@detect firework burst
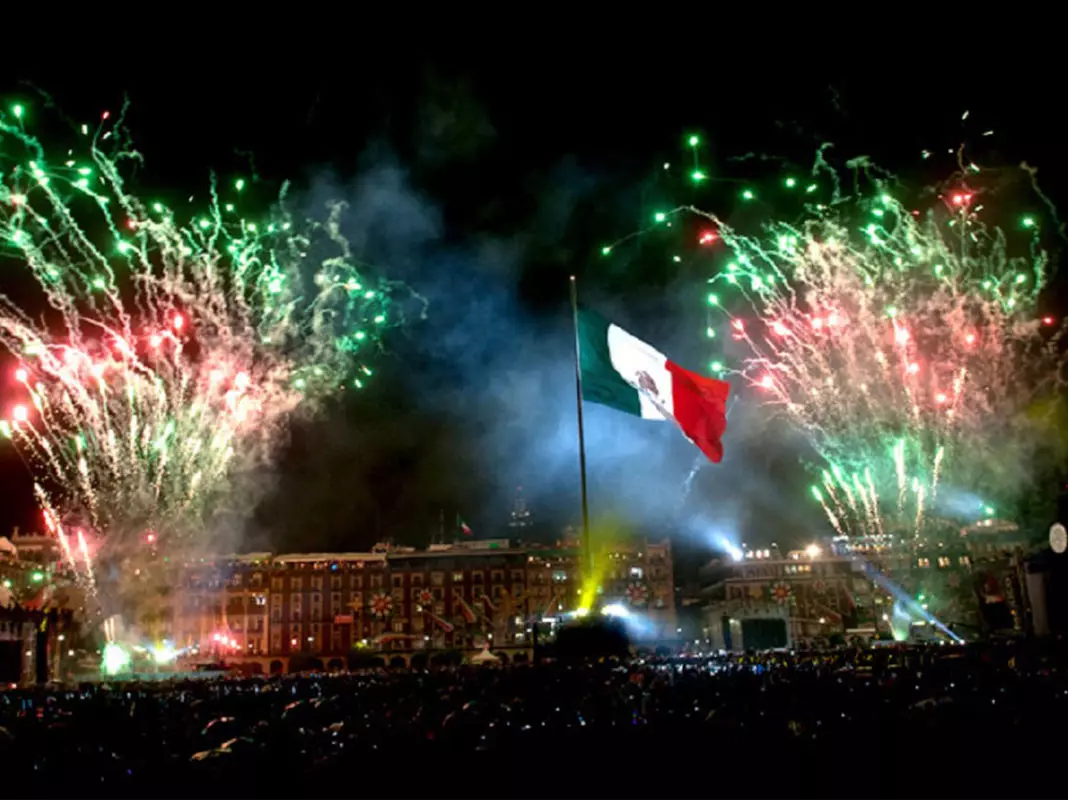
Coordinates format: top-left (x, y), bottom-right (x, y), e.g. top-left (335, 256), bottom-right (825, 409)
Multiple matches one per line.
top-left (0, 100), bottom-right (420, 604)
top-left (603, 134), bottom-right (1066, 540)
top-left (702, 167), bottom-right (1066, 537)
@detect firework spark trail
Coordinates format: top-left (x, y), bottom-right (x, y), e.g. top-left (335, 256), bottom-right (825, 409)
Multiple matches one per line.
top-left (687, 156), bottom-right (1066, 538)
top-left (810, 485), bottom-right (842, 536)
top-left (674, 394), bottom-right (740, 514)
top-left (0, 101), bottom-right (422, 608)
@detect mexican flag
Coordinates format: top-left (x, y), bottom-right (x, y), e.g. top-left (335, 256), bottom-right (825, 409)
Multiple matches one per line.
top-left (577, 308), bottom-right (730, 463)
top-left (457, 514), bottom-right (472, 536)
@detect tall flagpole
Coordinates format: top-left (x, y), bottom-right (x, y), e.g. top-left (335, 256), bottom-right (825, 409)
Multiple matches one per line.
top-left (569, 275), bottom-right (594, 584)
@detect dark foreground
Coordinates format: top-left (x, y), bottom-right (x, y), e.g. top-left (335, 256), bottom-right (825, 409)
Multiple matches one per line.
top-left (1, 642), bottom-right (1063, 798)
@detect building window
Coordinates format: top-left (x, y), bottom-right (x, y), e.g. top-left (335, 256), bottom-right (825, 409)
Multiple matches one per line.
top-left (959, 556), bottom-right (971, 567)
top-left (392, 575), bottom-right (404, 588)
top-left (552, 570), bottom-right (567, 583)
top-left (451, 587), bottom-right (464, 599)
top-left (431, 572), bottom-right (444, 586)
top-left (511, 570), bottom-right (524, 582)
top-left (291, 577), bottom-right (303, 592)
top-left (472, 572), bottom-right (484, 584)
top-left (331, 625), bottom-right (343, 652)
top-left (392, 621), bottom-right (405, 633)
top-left (370, 574), bottom-right (383, 588)
top-left (331, 593), bottom-right (341, 613)
top-left (250, 573), bottom-right (263, 587)
top-left (330, 575), bottom-right (342, 590)
top-left (271, 577), bottom-right (284, 591)
top-left (491, 570), bottom-right (504, 583)
top-left (411, 574), bottom-right (424, 587)
top-left (392, 589), bottom-right (405, 604)
top-left (271, 608), bottom-right (282, 622)
top-left (253, 594), bottom-right (266, 606)
top-left (271, 630), bottom-right (282, 652)
top-left (629, 567), bottom-right (643, 580)
top-left (291, 599), bottom-right (303, 621)
top-left (353, 575), bottom-right (363, 589)
top-left (452, 572), bottom-right (464, 583)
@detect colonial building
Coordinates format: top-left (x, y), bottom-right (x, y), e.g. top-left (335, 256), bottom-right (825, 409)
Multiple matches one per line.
top-left (7, 526), bottom-right (63, 566)
top-left (699, 521), bottom-right (1032, 647)
top-left (699, 548), bottom-right (863, 645)
top-left (173, 552), bottom-right (272, 658)
top-left (167, 534), bottom-right (679, 671)
top-left (596, 538), bottom-right (677, 639)
top-left (386, 543), bottom-right (530, 650)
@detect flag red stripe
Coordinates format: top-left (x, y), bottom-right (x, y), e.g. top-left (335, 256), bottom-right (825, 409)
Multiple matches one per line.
top-left (665, 361), bottom-right (730, 463)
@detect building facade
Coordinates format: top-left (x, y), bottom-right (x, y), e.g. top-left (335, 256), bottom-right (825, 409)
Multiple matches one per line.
top-left (167, 536), bottom-right (678, 671)
top-left (595, 538), bottom-right (677, 639)
top-left (699, 521), bottom-right (1034, 648)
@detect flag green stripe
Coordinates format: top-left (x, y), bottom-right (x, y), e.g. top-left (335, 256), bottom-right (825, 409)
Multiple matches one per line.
top-left (577, 308), bottom-right (641, 416)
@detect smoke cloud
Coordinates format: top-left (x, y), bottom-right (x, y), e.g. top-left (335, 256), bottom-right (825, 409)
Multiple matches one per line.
top-left (255, 150), bottom-right (823, 556)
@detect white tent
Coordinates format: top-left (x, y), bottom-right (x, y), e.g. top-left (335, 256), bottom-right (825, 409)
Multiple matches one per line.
top-left (468, 647), bottom-right (500, 665)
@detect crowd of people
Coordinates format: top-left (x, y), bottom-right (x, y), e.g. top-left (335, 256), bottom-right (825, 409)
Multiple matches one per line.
top-left (0, 641), bottom-right (1063, 797)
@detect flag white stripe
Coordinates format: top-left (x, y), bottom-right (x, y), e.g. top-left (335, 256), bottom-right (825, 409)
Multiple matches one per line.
top-left (605, 323), bottom-right (675, 420)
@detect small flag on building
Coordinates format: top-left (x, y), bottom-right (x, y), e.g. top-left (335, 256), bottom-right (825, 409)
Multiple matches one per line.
top-left (457, 514), bottom-right (473, 536)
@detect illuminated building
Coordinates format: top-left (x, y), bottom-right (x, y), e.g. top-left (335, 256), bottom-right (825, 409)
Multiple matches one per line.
top-left (6, 526), bottom-right (62, 567)
top-left (386, 543), bottom-right (529, 651)
top-left (0, 532), bottom-right (76, 685)
top-left (166, 534), bottom-right (679, 671)
top-left (508, 486), bottom-right (534, 530)
top-left (699, 520), bottom-right (1033, 648)
top-left (699, 549), bottom-right (860, 646)
top-left (596, 539), bottom-right (677, 640)
top-left (173, 553), bottom-right (272, 659)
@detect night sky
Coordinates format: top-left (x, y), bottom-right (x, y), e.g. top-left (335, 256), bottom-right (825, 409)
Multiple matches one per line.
top-left (2, 53), bottom-right (1064, 560)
